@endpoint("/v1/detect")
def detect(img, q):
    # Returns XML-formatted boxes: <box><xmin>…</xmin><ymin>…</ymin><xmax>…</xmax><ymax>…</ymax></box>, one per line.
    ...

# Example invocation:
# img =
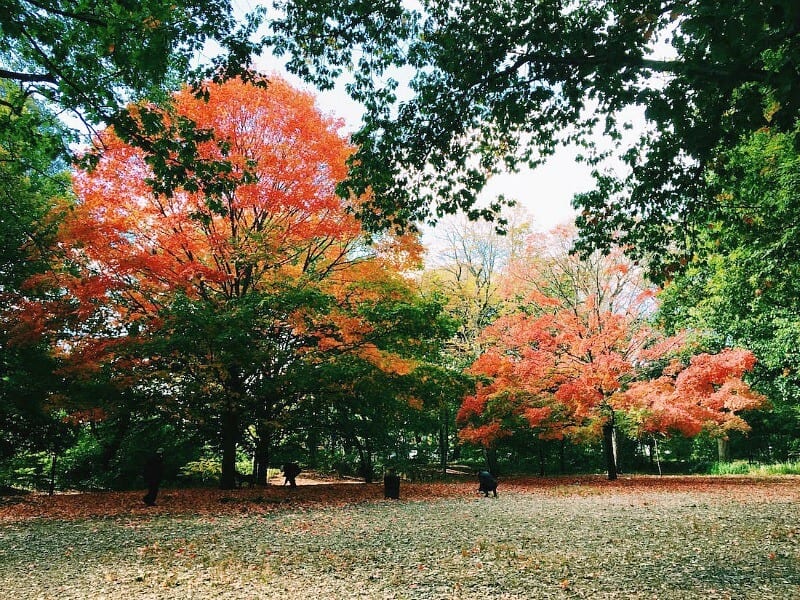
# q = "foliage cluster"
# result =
<box><xmin>2</xmin><ymin>1</ymin><xmax>800</xmax><ymax>492</ymax></box>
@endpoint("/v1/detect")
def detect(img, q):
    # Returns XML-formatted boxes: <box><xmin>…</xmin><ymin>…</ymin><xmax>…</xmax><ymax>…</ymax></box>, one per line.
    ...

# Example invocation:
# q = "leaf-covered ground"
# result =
<box><xmin>2</xmin><ymin>476</ymin><xmax>799</xmax><ymax>598</ymax></box>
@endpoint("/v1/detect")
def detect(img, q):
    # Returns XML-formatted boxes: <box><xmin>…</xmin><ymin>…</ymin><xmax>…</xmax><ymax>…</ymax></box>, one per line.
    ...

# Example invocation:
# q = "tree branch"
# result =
<box><xmin>20</xmin><ymin>0</ymin><xmax>108</xmax><ymax>26</ymax></box>
<box><xmin>0</xmin><ymin>68</ymin><xmax>57</xmax><ymax>84</ymax></box>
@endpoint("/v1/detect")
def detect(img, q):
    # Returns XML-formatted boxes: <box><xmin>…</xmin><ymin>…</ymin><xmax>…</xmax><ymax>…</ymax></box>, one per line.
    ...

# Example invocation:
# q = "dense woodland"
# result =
<box><xmin>2</xmin><ymin>1</ymin><xmax>799</xmax><ymax>492</ymax></box>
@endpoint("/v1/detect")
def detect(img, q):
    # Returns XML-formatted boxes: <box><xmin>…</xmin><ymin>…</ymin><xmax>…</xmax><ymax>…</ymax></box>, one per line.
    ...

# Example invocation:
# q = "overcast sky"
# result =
<box><xmin>230</xmin><ymin>1</ymin><xmax>597</xmax><ymax>238</ymax></box>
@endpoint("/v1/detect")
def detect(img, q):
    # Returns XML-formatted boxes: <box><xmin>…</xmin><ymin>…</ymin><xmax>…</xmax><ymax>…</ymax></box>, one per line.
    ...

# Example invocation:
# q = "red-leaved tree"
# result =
<box><xmin>457</xmin><ymin>227</ymin><xmax>764</xmax><ymax>479</ymax></box>
<box><xmin>623</xmin><ymin>348</ymin><xmax>766</xmax><ymax>461</ymax></box>
<box><xmin>11</xmin><ymin>77</ymin><xmax>425</xmax><ymax>488</ymax></box>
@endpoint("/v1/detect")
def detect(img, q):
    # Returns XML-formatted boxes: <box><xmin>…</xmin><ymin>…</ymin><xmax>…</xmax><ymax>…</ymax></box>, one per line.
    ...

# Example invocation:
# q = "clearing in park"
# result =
<box><xmin>1</xmin><ymin>475</ymin><xmax>798</xmax><ymax>599</ymax></box>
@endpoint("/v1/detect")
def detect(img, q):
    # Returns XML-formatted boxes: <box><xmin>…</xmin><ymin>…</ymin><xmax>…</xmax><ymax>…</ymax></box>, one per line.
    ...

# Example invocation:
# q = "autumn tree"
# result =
<box><xmin>457</xmin><ymin>228</ymin><xmax>663</xmax><ymax>478</ymax></box>
<box><xmin>623</xmin><ymin>349</ymin><xmax>766</xmax><ymax>463</ymax></box>
<box><xmin>12</xmin><ymin>77</ymin><xmax>427</xmax><ymax>489</ymax></box>
<box><xmin>457</xmin><ymin>227</ymin><xmax>763</xmax><ymax>479</ymax></box>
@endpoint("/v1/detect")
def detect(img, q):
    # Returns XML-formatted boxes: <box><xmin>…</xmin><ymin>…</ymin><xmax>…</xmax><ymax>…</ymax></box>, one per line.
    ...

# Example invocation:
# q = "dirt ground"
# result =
<box><xmin>2</xmin><ymin>475</ymin><xmax>799</xmax><ymax>599</ymax></box>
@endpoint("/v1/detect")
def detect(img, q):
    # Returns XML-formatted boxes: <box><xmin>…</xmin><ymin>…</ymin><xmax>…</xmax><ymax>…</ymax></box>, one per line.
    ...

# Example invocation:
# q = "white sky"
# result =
<box><xmin>255</xmin><ymin>63</ymin><xmax>591</xmax><ymax>245</ymax></box>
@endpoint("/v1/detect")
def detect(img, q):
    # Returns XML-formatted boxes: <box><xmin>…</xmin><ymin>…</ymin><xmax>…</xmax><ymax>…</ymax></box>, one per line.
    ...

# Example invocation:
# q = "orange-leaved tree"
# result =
<box><xmin>622</xmin><ymin>348</ymin><xmax>766</xmax><ymax>462</ymax></box>
<box><xmin>13</xmin><ymin>77</ymin><xmax>424</xmax><ymax>488</ymax></box>
<box><xmin>457</xmin><ymin>227</ymin><xmax>762</xmax><ymax>479</ymax></box>
<box><xmin>458</xmin><ymin>227</ymin><xmax>671</xmax><ymax>478</ymax></box>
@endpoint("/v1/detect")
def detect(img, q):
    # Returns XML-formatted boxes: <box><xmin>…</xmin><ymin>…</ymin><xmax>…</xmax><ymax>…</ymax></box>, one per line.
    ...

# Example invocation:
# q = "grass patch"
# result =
<box><xmin>710</xmin><ymin>460</ymin><xmax>800</xmax><ymax>475</ymax></box>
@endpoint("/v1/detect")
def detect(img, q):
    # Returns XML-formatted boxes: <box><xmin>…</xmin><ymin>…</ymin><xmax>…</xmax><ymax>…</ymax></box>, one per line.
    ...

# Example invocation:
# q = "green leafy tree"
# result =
<box><xmin>0</xmin><ymin>82</ymin><xmax>74</xmax><ymax>468</ymax></box>
<box><xmin>270</xmin><ymin>0</ymin><xmax>799</xmax><ymax>273</ymax></box>
<box><xmin>0</xmin><ymin>82</ymin><xmax>71</xmax><ymax>288</ymax></box>
<box><xmin>0</xmin><ymin>0</ymin><xmax>263</xmax><ymax>123</ymax></box>
<box><xmin>296</xmin><ymin>290</ymin><xmax>461</xmax><ymax>481</ymax></box>
<box><xmin>658</xmin><ymin>122</ymin><xmax>800</xmax><ymax>460</ymax></box>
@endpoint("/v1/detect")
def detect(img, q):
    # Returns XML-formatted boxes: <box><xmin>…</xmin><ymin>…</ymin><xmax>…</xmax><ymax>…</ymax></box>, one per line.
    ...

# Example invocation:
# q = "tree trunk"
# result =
<box><xmin>48</xmin><ymin>453</ymin><xmax>57</xmax><ymax>496</ymax></box>
<box><xmin>653</xmin><ymin>436</ymin><xmax>663</xmax><ymax>477</ymax></box>
<box><xmin>100</xmin><ymin>409</ymin><xmax>131</xmax><ymax>471</ymax></box>
<box><xmin>307</xmin><ymin>424</ymin><xmax>320</xmax><ymax>470</ymax></box>
<box><xmin>602</xmin><ymin>418</ymin><xmax>618</xmax><ymax>481</ymax></box>
<box><xmin>483</xmin><ymin>447</ymin><xmax>499</xmax><ymax>477</ymax></box>
<box><xmin>220</xmin><ymin>366</ymin><xmax>245</xmax><ymax>490</ymax></box>
<box><xmin>559</xmin><ymin>438</ymin><xmax>566</xmax><ymax>474</ymax></box>
<box><xmin>537</xmin><ymin>439</ymin><xmax>546</xmax><ymax>477</ymax></box>
<box><xmin>439</xmin><ymin>406</ymin><xmax>449</xmax><ymax>475</ymax></box>
<box><xmin>612</xmin><ymin>427</ymin><xmax>622</xmax><ymax>475</ymax></box>
<box><xmin>253</xmin><ymin>430</ymin><xmax>271</xmax><ymax>485</ymax></box>
<box><xmin>219</xmin><ymin>405</ymin><xmax>239</xmax><ymax>490</ymax></box>
<box><xmin>717</xmin><ymin>437</ymin><xmax>730</xmax><ymax>463</ymax></box>
<box><xmin>356</xmin><ymin>443</ymin><xmax>374</xmax><ymax>483</ymax></box>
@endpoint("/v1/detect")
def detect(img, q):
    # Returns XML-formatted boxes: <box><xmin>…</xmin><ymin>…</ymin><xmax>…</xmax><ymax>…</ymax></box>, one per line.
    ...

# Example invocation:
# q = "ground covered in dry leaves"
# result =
<box><xmin>1</xmin><ymin>475</ymin><xmax>798</xmax><ymax>598</ymax></box>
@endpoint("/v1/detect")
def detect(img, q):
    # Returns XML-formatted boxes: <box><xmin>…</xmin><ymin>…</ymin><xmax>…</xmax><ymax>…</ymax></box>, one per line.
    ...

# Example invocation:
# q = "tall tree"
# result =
<box><xmin>424</xmin><ymin>212</ymin><xmax>530</xmax><ymax>362</ymax></box>
<box><xmin>456</xmin><ymin>227</ymin><xmax>763</xmax><ymax>479</ymax></box>
<box><xmin>458</xmin><ymin>228</ymin><xmax>668</xmax><ymax>478</ymax></box>
<box><xmin>297</xmin><ymin>287</ymin><xmax>459</xmax><ymax>481</ymax></box>
<box><xmin>657</xmin><ymin>123</ymin><xmax>800</xmax><ymax>459</ymax></box>
<box><xmin>12</xmin><ymin>78</ymin><xmax>422</xmax><ymax>488</ymax></box>
<box><xmin>421</xmin><ymin>211</ymin><xmax>530</xmax><ymax>469</ymax></box>
<box><xmin>0</xmin><ymin>82</ymin><xmax>73</xmax><ymax>464</ymax></box>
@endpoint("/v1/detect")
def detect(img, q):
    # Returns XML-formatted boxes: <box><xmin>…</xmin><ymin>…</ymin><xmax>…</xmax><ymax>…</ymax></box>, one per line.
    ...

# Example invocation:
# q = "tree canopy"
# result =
<box><xmin>1</xmin><ymin>1</ymin><xmax>796</xmax><ymax>489</ymax></box>
<box><xmin>9</xmin><ymin>78</ymin><xmax>447</xmax><ymax>488</ymax></box>
<box><xmin>269</xmin><ymin>0</ymin><xmax>800</xmax><ymax>274</ymax></box>
<box><xmin>0</xmin><ymin>0</ymin><xmax>263</xmax><ymax>122</ymax></box>
<box><xmin>457</xmin><ymin>228</ymin><xmax>764</xmax><ymax>479</ymax></box>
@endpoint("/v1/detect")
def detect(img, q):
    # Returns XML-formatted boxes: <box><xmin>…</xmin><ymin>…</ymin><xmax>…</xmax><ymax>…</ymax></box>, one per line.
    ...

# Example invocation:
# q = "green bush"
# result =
<box><xmin>180</xmin><ymin>456</ymin><xmax>222</xmax><ymax>484</ymax></box>
<box><xmin>0</xmin><ymin>452</ymin><xmax>51</xmax><ymax>491</ymax></box>
<box><xmin>179</xmin><ymin>450</ymin><xmax>254</xmax><ymax>486</ymax></box>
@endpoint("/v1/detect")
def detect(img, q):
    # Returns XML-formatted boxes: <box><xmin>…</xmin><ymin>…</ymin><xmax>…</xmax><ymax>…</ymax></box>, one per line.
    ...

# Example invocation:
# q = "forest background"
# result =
<box><xmin>2</xmin><ymin>0</ymin><xmax>800</xmax><ymax>493</ymax></box>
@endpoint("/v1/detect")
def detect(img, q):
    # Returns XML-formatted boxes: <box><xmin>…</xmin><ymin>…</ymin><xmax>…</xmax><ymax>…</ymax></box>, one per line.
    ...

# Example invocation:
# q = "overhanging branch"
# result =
<box><xmin>0</xmin><ymin>68</ymin><xmax>57</xmax><ymax>84</ymax></box>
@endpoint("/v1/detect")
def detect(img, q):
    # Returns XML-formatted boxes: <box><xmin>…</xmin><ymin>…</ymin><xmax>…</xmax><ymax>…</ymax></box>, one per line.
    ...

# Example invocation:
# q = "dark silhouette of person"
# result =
<box><xmin>142</xmin><ymin>449</ymin><xmax>164</xmax><ymax>506</ymax></box>
<box><xmin>477</xmin><ymin>470</ymin><xmax>498</xmax><ymax>497</ymax></box>
<box><xmin>282</xmin><ymin>462</ymin><xmax>301</xmax><ymax>487</ymax></box>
